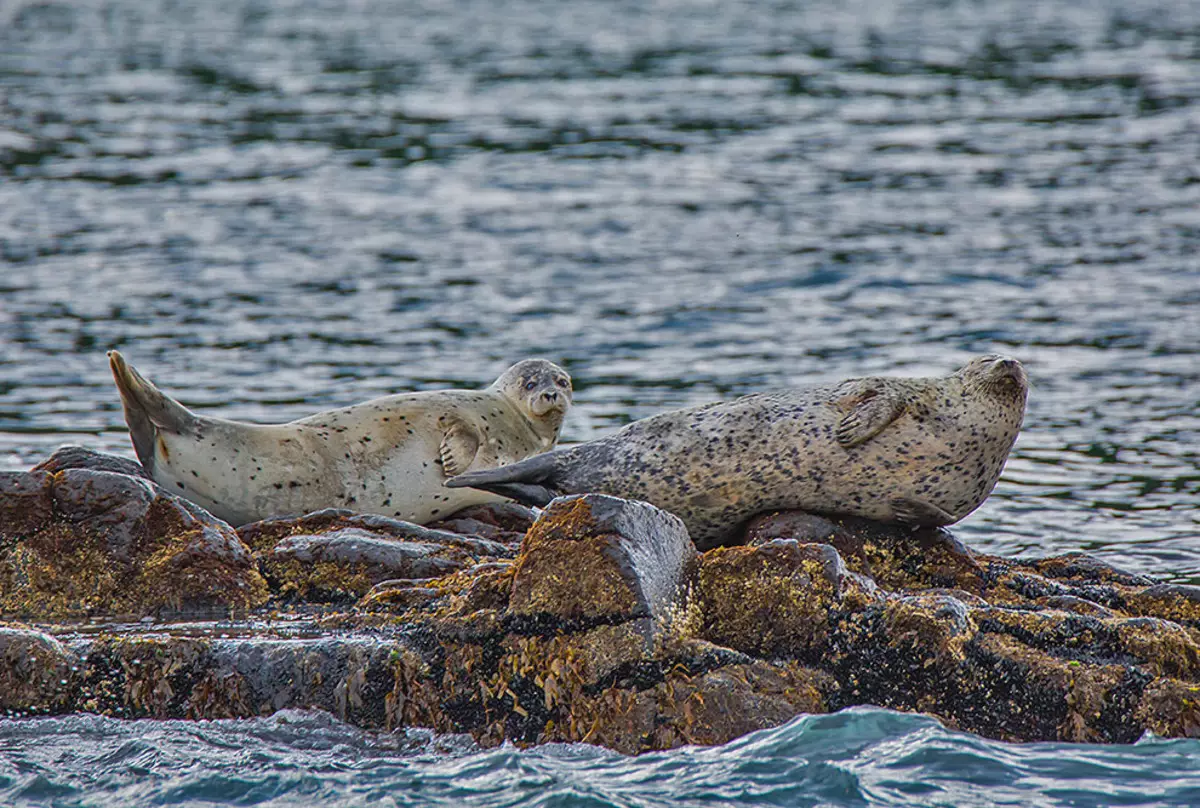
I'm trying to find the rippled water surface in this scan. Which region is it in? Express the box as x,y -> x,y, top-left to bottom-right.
1,0 -> 1199,803
5,708 -> 1200,808
2,0 -> 1199,576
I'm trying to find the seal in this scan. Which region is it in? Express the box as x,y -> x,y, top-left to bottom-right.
446,355 -> 1028,548
108,351 -> 572,526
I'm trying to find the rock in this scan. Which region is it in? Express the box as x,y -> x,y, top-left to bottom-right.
1124,584 -> 1200,626
0,626 -> 77,713
10,452 -> 1200,753
649,661 -> 833,748
540,659 -> 834,754
240,510 -> 513,602
1136,678 -> 1200,738
697,539 -> 876,658
57,632 -> 406,726
0,469 -> 53,536
263,528 -> 493,602
32,445 -> 150,480
745,510 -> 984,594
430,502 -> 537,542
508,495 -> 697,625
0,467 -> 268,618
239,509 -> 512,557
359,581 -> 446,611
1022,552 -> 1156,587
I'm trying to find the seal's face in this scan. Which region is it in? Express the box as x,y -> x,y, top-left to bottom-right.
495,359 -> 573,433
958,354 -> 1029,403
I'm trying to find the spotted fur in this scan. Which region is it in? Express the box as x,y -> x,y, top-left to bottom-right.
447,355 -> 1028,549
108,352 -> 571,526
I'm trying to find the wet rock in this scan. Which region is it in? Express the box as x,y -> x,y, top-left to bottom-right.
263,528 -> 492,602
241,509 -> 513,602
745,510 -> 985,594
205,637 -> 399,725
697,539 -> 875,658
430,502 -> 537,542
1136,678 -> 1200,738
0,467 -> 268,618
9,452 -> 1200,753
0,626 -> 77,713
56,633 -> 406,726
509,495 -> 696,625
360,580 -> 447,611
239,508 -> 512,556
1124,584 -> 1200,627
32,445 -> 150,480
649,661 -> 833,748
1021,552 -> 1156,587
0,470 -> 54,536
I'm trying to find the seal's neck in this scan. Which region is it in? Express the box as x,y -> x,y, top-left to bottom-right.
525,409 -> 566,448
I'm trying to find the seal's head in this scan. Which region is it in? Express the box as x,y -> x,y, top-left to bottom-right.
957,354 -> 1029,404
493,359 -> 573,439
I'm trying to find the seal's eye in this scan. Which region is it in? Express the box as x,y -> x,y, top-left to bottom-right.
555,377 -> 568,388
524,381 -> 537,391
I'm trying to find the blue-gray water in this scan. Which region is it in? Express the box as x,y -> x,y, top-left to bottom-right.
2,0 -> 1199,804
5,708 -> 1200,808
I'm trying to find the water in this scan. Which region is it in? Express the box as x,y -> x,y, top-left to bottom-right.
1,0 -> 1200,804
3,708 -> 1200,808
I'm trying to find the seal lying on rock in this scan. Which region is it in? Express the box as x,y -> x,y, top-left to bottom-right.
108,351 -> 571,526
447,355 -> 1027,548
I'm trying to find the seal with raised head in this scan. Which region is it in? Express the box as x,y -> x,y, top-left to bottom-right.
446,355 -> 1028,549
108,351 -> 572,526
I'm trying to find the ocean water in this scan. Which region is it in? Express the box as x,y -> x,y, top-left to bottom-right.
2,0 -> 1200,804
4,708 -> 1200,808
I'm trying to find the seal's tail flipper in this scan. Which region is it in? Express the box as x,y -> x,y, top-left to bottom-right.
107,350 -> 198,474
444,451 -> 562,507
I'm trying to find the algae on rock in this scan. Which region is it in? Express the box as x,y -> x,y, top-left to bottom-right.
5,450 -> 1200,752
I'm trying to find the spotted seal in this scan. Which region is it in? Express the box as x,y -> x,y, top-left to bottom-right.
446,355 -> 1027,548
108,351 -> 572,526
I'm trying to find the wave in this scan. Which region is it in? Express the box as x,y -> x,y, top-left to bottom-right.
2,708 -> 1199,807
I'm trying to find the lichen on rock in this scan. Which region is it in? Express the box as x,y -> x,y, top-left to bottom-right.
6,447 -> 1200,754
0,450 -> 267,618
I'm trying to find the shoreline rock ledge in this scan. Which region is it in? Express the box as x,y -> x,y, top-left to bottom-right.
3,447 -> 1200,752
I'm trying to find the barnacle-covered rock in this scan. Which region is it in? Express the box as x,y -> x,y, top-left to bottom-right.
6,445 -> 1200,754
508,494 -> 696,625
0,466 -> 267,618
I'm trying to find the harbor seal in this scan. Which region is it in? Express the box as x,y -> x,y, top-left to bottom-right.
108,351 -> 572,526
446,355 -> 1028,549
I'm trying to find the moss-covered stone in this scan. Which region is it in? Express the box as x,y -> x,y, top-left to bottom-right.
697,539 -> 870,658
0,626 -> 77,713
0,468 -> 267,618
241,510 -> 513,603
9,450 -> 1200,754
745,510 -> 986,594
509,495 -> 696,624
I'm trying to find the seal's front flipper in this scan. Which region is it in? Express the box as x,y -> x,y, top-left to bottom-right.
438,418 -> 481,477
890,497 -> 957,527
836,388 -> 905,448
444,450 -> 564,508
471,481 -> 557,508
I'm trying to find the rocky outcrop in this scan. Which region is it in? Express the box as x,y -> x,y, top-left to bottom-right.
508,494 -> 696,624
0,448 -> 267,617
239,509 -> 514,602
5,449 -> 1200,752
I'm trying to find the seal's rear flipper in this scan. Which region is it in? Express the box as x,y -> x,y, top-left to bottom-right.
107,350 -> 198,475
890,497 -> 957,527
444,451 -> 562,507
